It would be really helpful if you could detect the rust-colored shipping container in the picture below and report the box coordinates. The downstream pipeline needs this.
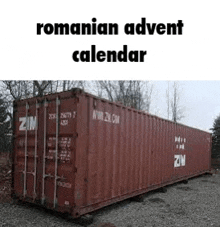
[12,89,211,218]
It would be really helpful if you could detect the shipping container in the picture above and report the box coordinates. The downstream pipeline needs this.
[12,88,212,218]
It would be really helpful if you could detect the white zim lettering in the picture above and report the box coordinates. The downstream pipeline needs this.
[93,110,120,124]
[65,201,69,205]
[19,116,37,131]
[61,119,68,126]
[112,114,120,124]
[72,111,76,118]
[57,182,72,188]
[19,117,26,130]
[174,155,180,167]
[93,110,103,121]
[174,155,186,167]
[61,112,72,119]
[175,136,186,143]
[49,113,56,120]
[176,144,185,149]
[175,136,186,150]
[27,116,37,130]
[104,112,111,122]
[181,155,186,166]
[49,112,76,120]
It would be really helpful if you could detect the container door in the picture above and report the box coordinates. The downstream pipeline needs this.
[41,97,77,212]
[13,101,39,201]
[13,96,77,213]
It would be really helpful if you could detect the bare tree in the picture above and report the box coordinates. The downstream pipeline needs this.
[0,94,11,152]
[62,80,86,91]
[2,81,33,100]
[93,80,153,111]
[166,81,170,119]
[33,80,52,96]
[1,80,86,119]
[170,81,184,122]
[143,81,153,113]
[2,80,86,99]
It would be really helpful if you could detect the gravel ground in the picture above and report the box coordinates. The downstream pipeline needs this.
[0,160,220,227]
[88,171,220,227]
[0,170,220,227]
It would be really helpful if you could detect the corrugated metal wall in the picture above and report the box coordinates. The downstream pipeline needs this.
[74,93,211,215]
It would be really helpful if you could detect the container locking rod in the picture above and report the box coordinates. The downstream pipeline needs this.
[42,99,48,204]
[33,100,39,198]
[54,97,60,208]
[23,102,29,198]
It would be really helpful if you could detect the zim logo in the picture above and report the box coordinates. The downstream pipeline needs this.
[174,155,186,168]
[19,116,37,131]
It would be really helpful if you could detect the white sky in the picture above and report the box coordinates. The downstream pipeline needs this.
[150,81,220,132]
[0,1,220,132]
